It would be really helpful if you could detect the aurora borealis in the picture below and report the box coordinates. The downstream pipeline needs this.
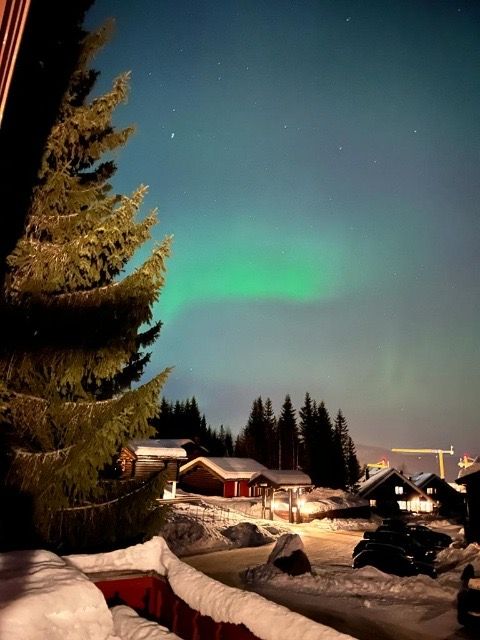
[85,1,480,458]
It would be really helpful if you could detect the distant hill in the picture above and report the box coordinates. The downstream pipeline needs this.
[356,443,461,483]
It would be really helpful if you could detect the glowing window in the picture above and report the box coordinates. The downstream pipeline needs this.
[395,485,404,495]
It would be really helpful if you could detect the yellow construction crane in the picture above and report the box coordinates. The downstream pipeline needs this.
[366,459,390,470]
[391,446,454,479]
[458,454,476,469]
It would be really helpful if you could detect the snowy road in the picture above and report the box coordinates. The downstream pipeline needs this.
[183,526,474,640]
[183,527,360,588]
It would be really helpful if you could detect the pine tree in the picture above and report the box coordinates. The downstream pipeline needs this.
[277,394,298,470]
[263,397,277,468]
[236,397,265,462]
[312,400,336,487]
[299,392,316,480]
[0,24,172,552]
[224,427,234,456]
[345,435,362,492]
[332,409,360,490]
[330,410,345,489]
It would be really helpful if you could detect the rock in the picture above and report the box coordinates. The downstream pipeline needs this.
[267,533,304,563]
[222,522,273,547]
[273,549,312,576]
[267,533,312,576]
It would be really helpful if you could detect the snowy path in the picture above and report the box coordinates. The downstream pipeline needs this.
[183,527,361,587]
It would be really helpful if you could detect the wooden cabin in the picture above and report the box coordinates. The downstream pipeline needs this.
[248,470,313,523]
[179,457,267,498]
[118,439,188,498]
[411,471,464,518]
[357,467,435,516]
[457,458,480,543]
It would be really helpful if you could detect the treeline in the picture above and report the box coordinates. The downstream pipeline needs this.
[235,393,361,491]
[151,397,234,456]
[153,393,361,492]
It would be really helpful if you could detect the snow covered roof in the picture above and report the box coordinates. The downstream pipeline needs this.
[180,456,267,480]
[357,467,432,500]
[128,439,187,459]
[410,472,436,487]
[249,469,312,488]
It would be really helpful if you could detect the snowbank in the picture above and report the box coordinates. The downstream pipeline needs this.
[1,536,355,640]
[0,549,118,640]
[66,536,354,640]
[159,501,288,556]
[111,606,181,639]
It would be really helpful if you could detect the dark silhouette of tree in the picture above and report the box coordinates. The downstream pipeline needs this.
[299,392,318,482]
[345,434,362,491]
[235,397,257,458]
[224,427,234,456]
[332,409,360,490]
[0,23,172,552]
[151,396,208,443]
[310,400,335,487]
[0,0,96,280]
[277,395,299,469]
[264,397,278,468]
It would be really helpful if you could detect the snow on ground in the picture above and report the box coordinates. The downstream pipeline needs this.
[0,549,119,640]
[160,499,292,556]
[67,536,353,640]
[0,488,470,640]
[159,492,378,557]
[1,535,355,640]
[158,497,477,638]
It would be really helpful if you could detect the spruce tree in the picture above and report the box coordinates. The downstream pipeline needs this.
[299,392,317,482]
[314,400,336,487]
[332,409,361,490]
[345,434,362,492]
[224,427,234,456]
[0,24,172,552]
[237,397,265,462]
[277,394,298,470]
[263,397,277,468]
[333,409,361,491]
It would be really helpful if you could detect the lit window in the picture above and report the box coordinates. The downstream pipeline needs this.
[395,486,404,495]
[427,487,435,495]
[370,499,377,507]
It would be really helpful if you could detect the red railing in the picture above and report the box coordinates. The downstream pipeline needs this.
[93,571,260,640]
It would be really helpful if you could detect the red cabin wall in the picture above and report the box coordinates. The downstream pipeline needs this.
[239,480,249,497]
[224,480,235,498]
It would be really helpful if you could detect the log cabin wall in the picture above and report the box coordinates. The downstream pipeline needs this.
[117,449,182,482]
[180,466,224,496]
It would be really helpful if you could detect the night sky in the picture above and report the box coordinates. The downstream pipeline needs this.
[85,1,480,457]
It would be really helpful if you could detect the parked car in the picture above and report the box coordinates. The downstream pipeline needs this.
[405,524,452,550]
[376,521,451,551]
[457,564,480,629]
[360,530,436,563]
[353,542,437,578]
